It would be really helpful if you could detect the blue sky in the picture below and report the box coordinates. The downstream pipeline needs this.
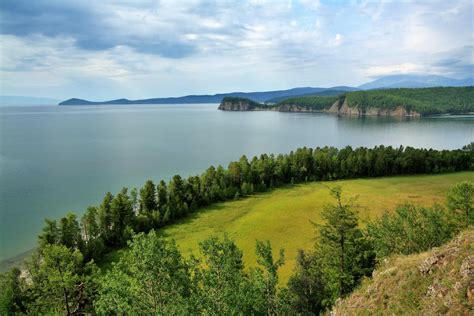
[0,0,472,100]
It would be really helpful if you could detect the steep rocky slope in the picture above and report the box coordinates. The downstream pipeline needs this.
[331,230,474,315]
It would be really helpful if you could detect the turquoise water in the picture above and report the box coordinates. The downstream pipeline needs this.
[1,104,473,261]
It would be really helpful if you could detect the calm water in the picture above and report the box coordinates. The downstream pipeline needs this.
[1,104,473,261]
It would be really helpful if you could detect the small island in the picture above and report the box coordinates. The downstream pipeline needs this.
[218,86,474,117]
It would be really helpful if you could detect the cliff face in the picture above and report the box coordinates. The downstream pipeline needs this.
[217,98,269,111]
[218,97,421,117]
[328,99,421,117]
[218,100,256,111]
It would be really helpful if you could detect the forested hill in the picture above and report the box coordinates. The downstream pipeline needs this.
[58,86,357,105]
[219,86,474,116]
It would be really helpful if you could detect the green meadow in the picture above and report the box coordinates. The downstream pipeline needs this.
[157,172,474,282]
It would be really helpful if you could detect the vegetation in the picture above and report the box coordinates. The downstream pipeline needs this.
[275,95,340,110]
[221,96,264,109]
[345,86,474,114]
[332,229,474,315]
[1,144,473,314]
[161,171,474,282]
[262,86,474,115]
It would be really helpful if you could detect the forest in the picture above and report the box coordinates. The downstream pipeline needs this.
[1,143,473,314]
[344,87,474,114]
[274,95,341,110]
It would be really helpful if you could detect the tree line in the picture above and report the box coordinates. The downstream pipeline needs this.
[266,86,474,114]
[0,143,473,314]
[36,143,474,264]
[1,180,472,315]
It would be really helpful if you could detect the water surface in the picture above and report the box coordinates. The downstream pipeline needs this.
[1,104,473,261]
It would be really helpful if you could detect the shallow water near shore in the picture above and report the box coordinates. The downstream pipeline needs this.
[1,103,473,262]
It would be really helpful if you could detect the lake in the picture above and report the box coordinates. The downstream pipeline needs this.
[0,104,473,261]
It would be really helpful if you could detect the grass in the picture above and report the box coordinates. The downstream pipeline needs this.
[155,172,474,283]
[332,229,474,314]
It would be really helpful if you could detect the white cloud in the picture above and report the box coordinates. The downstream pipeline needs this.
[366,63,424,77]
[0,0,472,98]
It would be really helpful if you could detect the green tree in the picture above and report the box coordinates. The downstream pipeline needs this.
[446,181,474,225]
[81,206,104,261]
[195,235,254,314]
[38,218,59,249]
[284,250,327,314]
[316,186,375,302]
[109,188,134,247]
[25,245,93,315]
[98,192,114,246]
[367,203,460,258]
[59,213,82,250]
[251,240,284,315]
[140,180,157,214]
[0,268,25,314]
[95,231,193,314]
[168,175,188,219]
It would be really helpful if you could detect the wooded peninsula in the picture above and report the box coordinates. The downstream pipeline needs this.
[218,87,474,116]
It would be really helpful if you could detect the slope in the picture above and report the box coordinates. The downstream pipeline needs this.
[331,229,474,315]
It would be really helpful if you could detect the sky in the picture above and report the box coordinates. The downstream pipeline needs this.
[0,0,473,100]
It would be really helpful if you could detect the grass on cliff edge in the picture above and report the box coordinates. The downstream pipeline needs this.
[331,229,474,315]
[101,172,474,283]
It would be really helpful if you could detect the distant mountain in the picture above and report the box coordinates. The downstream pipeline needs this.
[59,74,474,106]
[359,74,474,90]
[0,95,60,106]
[59,87,358,105]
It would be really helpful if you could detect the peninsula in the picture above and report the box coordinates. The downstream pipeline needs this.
[218,86,474,116]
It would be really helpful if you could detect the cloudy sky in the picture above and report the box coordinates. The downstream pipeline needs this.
[0,0,473,100]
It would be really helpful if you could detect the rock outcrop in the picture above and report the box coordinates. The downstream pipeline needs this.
[217,97,267,111]
[331,229,474,315]
[218,97,422,117]
[325,99,421,117]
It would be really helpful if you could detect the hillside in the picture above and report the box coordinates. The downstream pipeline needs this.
[58,86,356,105]
[150,172,474,282]
[218,87,474,116]
[331,229,474,315]
[345,87,474,115]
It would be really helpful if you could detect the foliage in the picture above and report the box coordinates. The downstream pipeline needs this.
[284,250,327,314]
[446,181,474,225]
[221,96,264,109]
[283,187,375,313]
[316,187,375,301]
[367,181,473,259]
[345,87,474,114]
[275,95,340,110]
[24,245,98,315]
[95,231,193,315]
[251,241,285,315]
[33,144,471,281]
[0,268,25,314]
[3,143,473,314]
[269,87,474,115]
[366,204,456,259]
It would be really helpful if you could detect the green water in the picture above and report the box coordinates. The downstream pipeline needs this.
[0,104,473,261]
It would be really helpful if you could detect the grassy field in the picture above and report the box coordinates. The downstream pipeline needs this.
[157,172,474,283]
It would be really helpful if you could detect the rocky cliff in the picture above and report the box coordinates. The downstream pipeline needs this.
[217,96,273,111]
[218,97,421,117]
[325,99,421,117]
